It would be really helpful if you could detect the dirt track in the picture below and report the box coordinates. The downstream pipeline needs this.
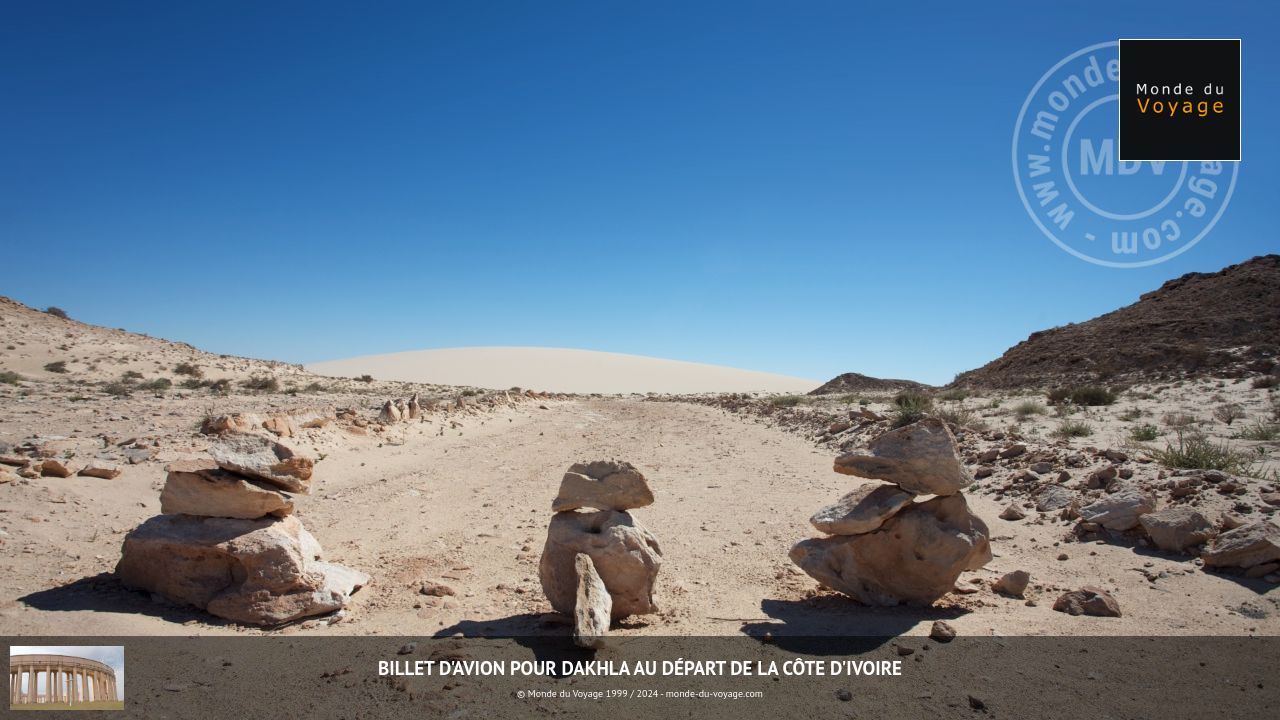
[2,399,1275,639]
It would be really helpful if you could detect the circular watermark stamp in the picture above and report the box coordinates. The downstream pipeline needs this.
[1012,41,1238,268]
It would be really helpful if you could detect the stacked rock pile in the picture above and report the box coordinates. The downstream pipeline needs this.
[115,432,368,626]
[379,394,423,424]
[538,460,662,648]
[790,417,992,606]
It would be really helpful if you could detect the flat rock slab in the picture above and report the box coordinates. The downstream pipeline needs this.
[833,418,969,496]
[790,493,992,606]
[208,433,313,494]
[116,514,366,626]
[1202,521,1280,569]
[573,553,611,649]
[1079,488,1155,531]
[160,458,294,519]
[539,510,661,619]
[1139,507,1215,553]
[810,483,913,535]
[78,461,123,479]
[552,460,654,513]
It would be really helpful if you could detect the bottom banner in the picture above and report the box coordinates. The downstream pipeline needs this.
[6,636,1277,718]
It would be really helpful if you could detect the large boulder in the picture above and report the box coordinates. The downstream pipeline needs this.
[573,553,611,649]
[789,494,992,606]
[1078,488,1155,531]
[832,418,969,496]
[1138,507,1215,553]
[539,510,662,619]
[159,459,294,519]
[552,460,654,513]
[1202,521,1280,570]
[208,433,313,494]
[115,514,366,625]
[809,483,913,535]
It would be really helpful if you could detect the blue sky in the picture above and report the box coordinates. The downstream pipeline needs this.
[1,1,1275,384]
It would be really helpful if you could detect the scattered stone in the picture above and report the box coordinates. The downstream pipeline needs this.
[262,416,293,438]
[994,570,1030,598]
[398,643,417,655]
[208,433,313,494]
[833,418,969,496]
[78,461,123,479]
[39,459,76,478]
[1078,488,1155,531]
[1029,461,1053,474]
[999,503,1026,521]
[999,444,1026,459]
[115,514,367,626]
[160,459,294,519]
[1034,485,1074,512]
[419,581,456,597]
[552,460,654,513]
[810,483,913,535]
[1139,507,1215,553]
[1202,521,1280,570]
[929,620,956,642]
[572,553,611,649]
[1052,587,1121,617]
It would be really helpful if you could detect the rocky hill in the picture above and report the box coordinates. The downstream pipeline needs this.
[952,254,1280,389]
[808,372,929,396]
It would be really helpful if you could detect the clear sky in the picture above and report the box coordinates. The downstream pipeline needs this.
[1,1,1275,385]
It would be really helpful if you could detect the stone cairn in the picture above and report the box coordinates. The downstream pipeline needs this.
[790,417,992,606]
[116,432,369,626]
[379,393,423,424]
[538,460,662,648]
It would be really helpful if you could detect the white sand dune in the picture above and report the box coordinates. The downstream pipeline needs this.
[306,347,820,394]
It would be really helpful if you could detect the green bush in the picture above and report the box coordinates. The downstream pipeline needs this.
[769,395,805,408]
[1013,400,1047,418]
[1046,387,1071,405]
[358,374,374,383]
[102,381,131,397]
[241,375,279,392]
[936,388,970,402]
[1252,375,1279,390]
[174,362,203,378]
[141,377,172,392]
[1236,420,1280,442]
[208,378,232,394]
[1052,419,1094,438]
[1149,431,1257,474]
[122,370,144,380]
[892,390,933,427]
[1069,386,1116,406]
[1129,423,1160,442]
[44,360,68,373]
[0,370,22,385]
[304,381,327,393]
[44,306,69,319]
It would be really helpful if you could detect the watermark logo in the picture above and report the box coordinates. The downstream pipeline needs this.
[1012,41,1238,268]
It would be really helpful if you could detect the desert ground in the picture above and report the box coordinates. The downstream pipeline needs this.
[1,297,1277,640]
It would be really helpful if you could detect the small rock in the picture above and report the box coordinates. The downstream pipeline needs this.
[929,620,956,642]
[1052,587,1121,617]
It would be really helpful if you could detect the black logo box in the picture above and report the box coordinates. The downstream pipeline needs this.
[1119,39,1241,161]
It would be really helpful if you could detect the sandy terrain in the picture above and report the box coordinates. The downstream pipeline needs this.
[2,397,1276,639]
[306,347,819,394]
[1,297,1277,642]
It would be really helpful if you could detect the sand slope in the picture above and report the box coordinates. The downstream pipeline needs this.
[306,347,820,394]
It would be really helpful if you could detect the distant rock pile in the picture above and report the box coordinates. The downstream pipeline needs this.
[790,417,992,606]
[538,461,662,648]
[116,432,368,626]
